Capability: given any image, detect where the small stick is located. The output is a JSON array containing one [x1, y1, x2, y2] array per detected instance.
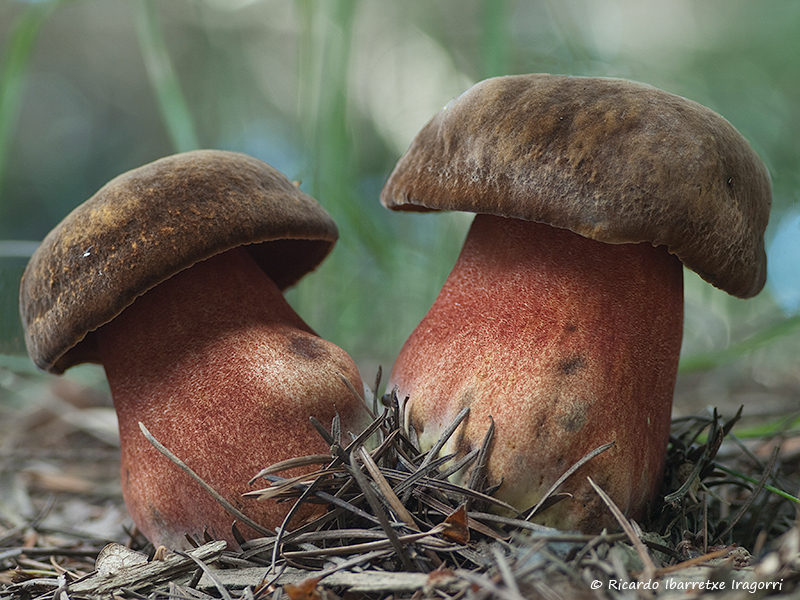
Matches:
[[174, 549, 234, 600], [467, 417, 495, 493], [357, 446, 419, 531], [349, 446, 415, 571], [373, 366, 383, 417], [401, 407, 470, 504], [282, 526, 446, 559], [138, 422, 273, 537], [587, 476, 657, 583], [525, 441, 614, 521], [713, 445, 780, 544], [67, 541, 226, 595], [339, 372, 378, 421], [247, 455, 334, 485], [651, 547, 730, 577], [418, 407, 470, 472]]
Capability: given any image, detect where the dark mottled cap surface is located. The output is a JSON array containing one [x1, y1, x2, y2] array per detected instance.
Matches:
[[20, 150, 339, 374], [381, 74, 772, 298]]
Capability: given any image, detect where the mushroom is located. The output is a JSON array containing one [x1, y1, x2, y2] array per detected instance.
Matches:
[[20, 150, 371, 548], [381, 74, 771, 532]]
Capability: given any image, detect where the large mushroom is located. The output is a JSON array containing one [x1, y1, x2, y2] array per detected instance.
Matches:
[[20, 150, 371, 548], [381, 74, 771, 532]]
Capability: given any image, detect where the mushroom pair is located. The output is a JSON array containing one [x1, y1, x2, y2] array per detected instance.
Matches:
[[20, 74, 772, 544], [381, 74, 771, 532], [19, 150, 371, 548]]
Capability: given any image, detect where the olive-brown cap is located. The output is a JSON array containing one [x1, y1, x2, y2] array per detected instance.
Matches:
[[20, 150, 339, 374], [381, 74, 772, 299]]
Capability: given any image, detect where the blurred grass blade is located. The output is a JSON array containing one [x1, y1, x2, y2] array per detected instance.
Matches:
[[0, 0, 61, 198], [679, 314, 800, 373], [724, 414, 800, 440], [714, 463, 800, 505], [482, 0, 508, 78], [134, 0, 199, 153], [296, 0, 388, 265]]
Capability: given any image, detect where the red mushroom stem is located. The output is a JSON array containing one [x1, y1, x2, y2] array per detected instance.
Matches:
[[95, 247, 367, 548], [390, 214, 684, 531]]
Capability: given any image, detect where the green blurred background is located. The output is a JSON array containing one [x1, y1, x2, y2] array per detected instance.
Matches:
[[1, 0, 799, 405]]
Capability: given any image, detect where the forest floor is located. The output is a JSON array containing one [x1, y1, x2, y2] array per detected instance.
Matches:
[[0, 364, 798, 599]]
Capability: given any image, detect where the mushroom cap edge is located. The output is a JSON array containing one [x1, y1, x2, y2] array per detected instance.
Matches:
[[20, 149, 339, 374]]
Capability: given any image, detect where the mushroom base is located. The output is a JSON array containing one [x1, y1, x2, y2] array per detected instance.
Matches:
[[96, 247, 370, 549], [390, 215, 684, 533]]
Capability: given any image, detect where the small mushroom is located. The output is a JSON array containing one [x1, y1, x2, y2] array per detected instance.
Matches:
[[20, 150, 371, 548], [381, 75, 771, 532]]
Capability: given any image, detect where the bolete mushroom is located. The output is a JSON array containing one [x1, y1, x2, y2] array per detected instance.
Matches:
[[20, 150, 371, 548], [381, 74, 771, 532]]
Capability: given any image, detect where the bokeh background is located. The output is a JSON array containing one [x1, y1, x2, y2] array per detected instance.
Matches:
[[1, 0, 799, 419]]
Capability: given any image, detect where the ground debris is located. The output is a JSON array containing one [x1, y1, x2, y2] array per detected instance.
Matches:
[[1, 377, 799, 599]]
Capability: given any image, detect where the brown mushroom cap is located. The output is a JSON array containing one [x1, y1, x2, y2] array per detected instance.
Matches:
[[381, 74, 772, 299], [20, 150, 338, 374]]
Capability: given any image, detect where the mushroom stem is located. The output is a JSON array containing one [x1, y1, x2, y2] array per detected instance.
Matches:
[[390, 214, 684, 532], [96, 247, 367, 548]]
